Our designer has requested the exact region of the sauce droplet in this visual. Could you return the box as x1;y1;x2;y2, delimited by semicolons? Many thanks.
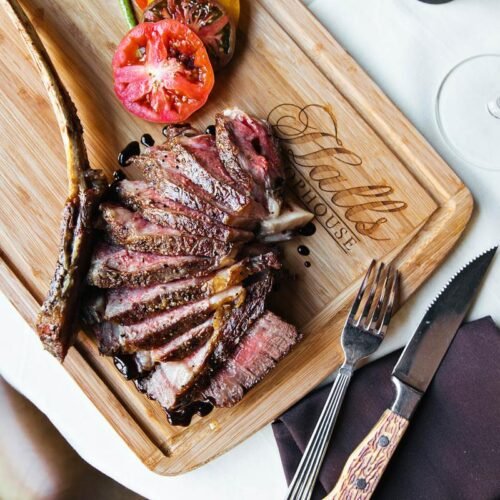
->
299;222;316;237
304;261;311;268
112;169;126;182
118;141;140;167
205;124;216;135
141;133;155;147
166;401;214;426
297;245;310;256
113;355;138;380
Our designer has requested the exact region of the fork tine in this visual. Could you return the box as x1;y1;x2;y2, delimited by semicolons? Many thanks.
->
357;262;385;328
367;264;393;331
376;269;399;337
347;260;376;321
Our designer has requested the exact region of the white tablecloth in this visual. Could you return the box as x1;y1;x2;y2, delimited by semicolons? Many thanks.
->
1;1;499;498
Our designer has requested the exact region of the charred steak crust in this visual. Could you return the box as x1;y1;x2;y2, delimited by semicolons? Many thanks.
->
101;203;236;258
94;308;213;355
94;286;244;355
171;141;259;216
86;243;218;289
131;152;256;229
37;169;108;361
114;180;253;243
100;251;280;324
104;279;207;325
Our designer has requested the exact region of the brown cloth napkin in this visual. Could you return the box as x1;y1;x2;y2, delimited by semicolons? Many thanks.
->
272;317;500;500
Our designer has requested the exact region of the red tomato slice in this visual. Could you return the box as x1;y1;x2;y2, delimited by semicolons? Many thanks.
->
112;20;215;123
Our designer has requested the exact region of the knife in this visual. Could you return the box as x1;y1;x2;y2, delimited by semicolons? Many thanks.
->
325;246;497;500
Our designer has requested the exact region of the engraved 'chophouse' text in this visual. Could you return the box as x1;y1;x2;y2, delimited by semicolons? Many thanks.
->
267;104;407;252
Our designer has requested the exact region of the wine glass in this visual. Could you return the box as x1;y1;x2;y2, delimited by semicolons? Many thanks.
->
436;54;500;171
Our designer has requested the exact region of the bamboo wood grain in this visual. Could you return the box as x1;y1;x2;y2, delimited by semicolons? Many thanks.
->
0;0;88;196
0;0;473;474
325;410;409;500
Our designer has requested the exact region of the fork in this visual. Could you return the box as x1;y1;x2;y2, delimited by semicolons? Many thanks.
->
285;261;399;500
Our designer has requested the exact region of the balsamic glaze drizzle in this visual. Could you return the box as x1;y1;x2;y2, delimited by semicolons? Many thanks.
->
114;355;139;380
112;169;126;182
298;222;316;237
141;133;155;147
166;401;214;427
297;245;310;256
118;141;140;167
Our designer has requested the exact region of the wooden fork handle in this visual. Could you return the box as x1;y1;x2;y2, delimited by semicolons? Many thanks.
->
324;409;409;500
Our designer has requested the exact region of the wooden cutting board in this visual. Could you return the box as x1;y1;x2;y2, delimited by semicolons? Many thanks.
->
0;0;472;474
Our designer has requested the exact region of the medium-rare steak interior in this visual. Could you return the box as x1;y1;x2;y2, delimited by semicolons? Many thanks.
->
78;108;311;426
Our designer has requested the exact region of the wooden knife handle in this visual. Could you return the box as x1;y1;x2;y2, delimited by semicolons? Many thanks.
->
324;409;409;500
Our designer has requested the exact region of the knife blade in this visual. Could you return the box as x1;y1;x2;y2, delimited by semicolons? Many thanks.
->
326;246;497;500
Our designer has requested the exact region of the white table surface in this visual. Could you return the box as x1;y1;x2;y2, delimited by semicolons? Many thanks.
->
1;1;499;498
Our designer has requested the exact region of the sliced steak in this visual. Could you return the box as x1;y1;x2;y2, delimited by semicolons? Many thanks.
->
86;242;223;288
172;272;275;412
101;203;236;258
202;311;300;407
103;252;280;323
135;294;241;414
103;275;208;324
115;179;253;242
172;134;267;219
94;286;244;355
134;317;214;374
131;150;256;229
216;109;285;217
136;330;217;413
176;133;237;188
215;113;257;199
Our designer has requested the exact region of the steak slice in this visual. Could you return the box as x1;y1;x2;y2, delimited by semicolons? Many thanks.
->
136;327;218;414
216;109;285;217
135;294;241;415
101;203;236;258
171;272;275;413
131;150;256;229
115;179;253;242
171;134;267;219
134;317;214;374
201;311;301;407
94;286;244;355
175;133;238;188
103;251;280;323
86;242;223;288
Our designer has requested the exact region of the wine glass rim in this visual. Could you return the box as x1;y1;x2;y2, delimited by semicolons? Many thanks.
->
435;53;500;172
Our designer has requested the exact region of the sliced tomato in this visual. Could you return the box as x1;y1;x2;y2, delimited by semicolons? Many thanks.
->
143;0;236;70
112;20;214;123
